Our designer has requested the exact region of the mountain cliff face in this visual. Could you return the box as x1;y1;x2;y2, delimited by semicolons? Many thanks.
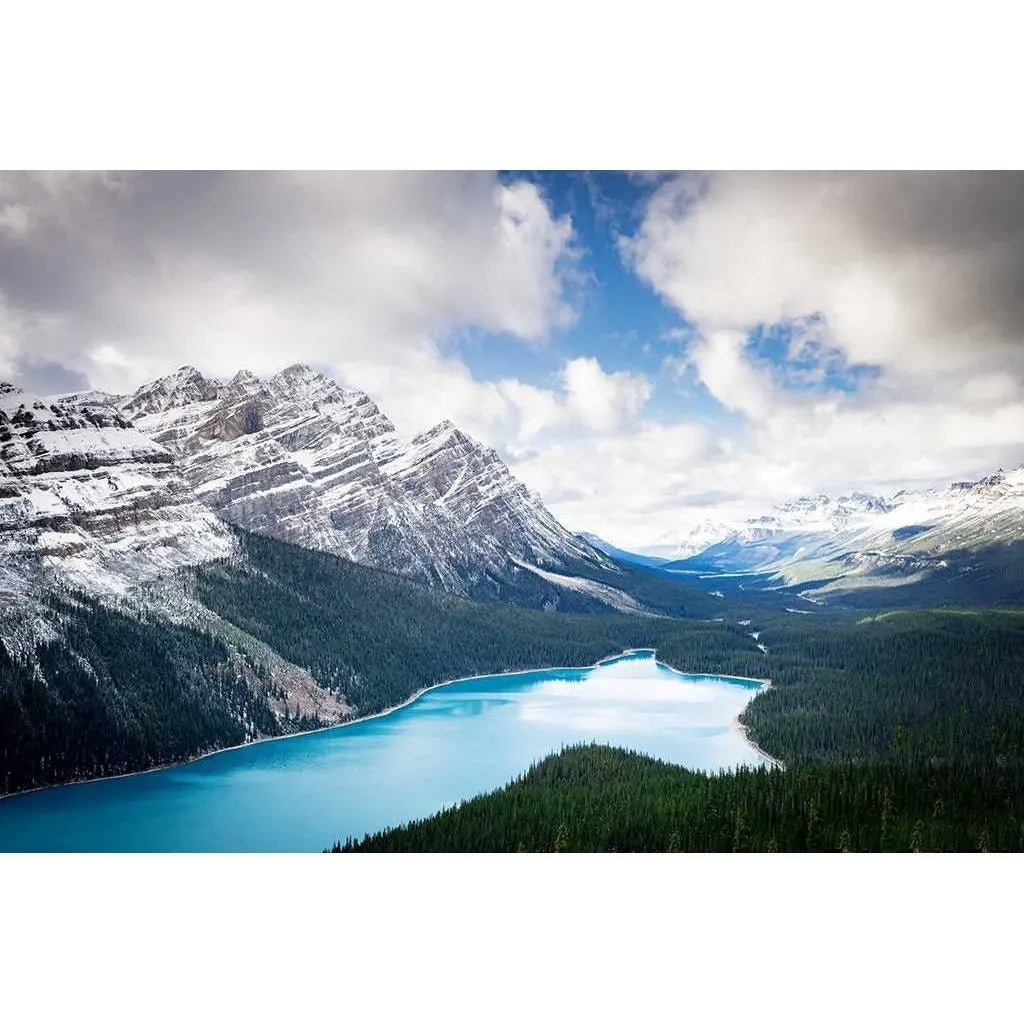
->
118;363;611;598
0;383;233;612
3;363;631;621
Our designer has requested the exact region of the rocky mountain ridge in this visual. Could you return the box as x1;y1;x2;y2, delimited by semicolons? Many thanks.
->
0;382;234;615
115;362;610;596
3;363;631;620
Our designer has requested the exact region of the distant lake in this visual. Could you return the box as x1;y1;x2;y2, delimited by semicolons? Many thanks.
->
0;650;770;852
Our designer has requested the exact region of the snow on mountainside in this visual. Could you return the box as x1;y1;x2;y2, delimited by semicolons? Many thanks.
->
645;494;901;563
1;363;629;616
655;469;1024;601
2;364;630;759
112;364;614;600
0;383;233;611
510;557;647;613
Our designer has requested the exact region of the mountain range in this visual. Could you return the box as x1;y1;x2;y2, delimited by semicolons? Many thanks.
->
3;361;1024;794
637;469;1024;605
2;362;712;793
3;363;648;612
6;360;1022;625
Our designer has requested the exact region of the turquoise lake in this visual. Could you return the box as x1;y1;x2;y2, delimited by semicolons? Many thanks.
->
0;650;769;852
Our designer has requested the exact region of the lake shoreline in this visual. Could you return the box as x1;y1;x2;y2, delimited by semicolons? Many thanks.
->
732;715;784;770
0;647;775;804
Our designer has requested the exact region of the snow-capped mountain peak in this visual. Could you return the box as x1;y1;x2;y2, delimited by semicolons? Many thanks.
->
227;368;262;393
109;364;610;599
267;362;345;405
641;518;738;561
1;382;232;602
121;364;221;418
647;464;1024;601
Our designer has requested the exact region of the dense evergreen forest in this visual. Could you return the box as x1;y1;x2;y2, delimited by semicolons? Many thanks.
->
739;609;1024;765
0;594;277;795
0;531;761;795
338;744;1024;852
337;608;1024;852
195;531;766;718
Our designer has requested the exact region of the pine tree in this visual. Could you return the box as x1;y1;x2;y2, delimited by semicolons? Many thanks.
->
731;809;747;852
910;820;924;853
553;822;570;853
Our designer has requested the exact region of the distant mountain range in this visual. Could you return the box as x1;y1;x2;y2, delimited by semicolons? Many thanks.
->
637;469;1024;605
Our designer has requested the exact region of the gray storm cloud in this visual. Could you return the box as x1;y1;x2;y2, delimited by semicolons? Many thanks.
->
625;170;1024;379
0;170;576;393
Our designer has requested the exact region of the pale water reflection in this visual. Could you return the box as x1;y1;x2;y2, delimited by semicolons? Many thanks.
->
0;650;769;852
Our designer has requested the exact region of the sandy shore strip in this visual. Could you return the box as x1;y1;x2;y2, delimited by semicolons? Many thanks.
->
732;715;784;770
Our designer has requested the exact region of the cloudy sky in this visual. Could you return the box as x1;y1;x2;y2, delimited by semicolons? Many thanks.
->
2;170;1023;549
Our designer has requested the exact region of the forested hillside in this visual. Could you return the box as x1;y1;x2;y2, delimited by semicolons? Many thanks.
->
739;609;1024;764
338;608;1024;852
0;595;277;795
0;530;764;795
339;745;1024;853
195;531;767;718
